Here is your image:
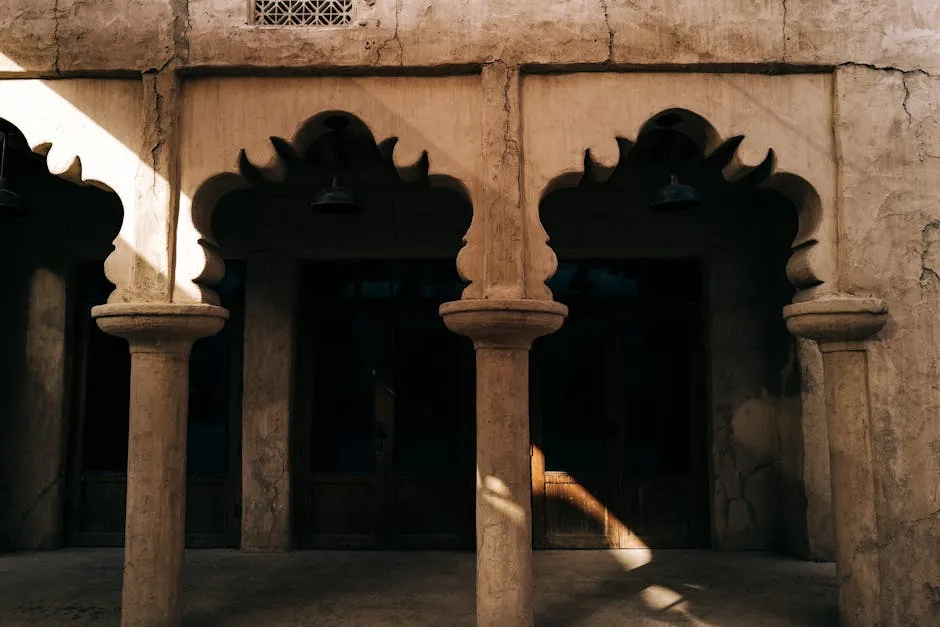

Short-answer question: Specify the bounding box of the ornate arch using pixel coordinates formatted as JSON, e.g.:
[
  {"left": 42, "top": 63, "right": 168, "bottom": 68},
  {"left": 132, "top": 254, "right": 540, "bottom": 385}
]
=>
[
  {"left": 178, "top": 110, "right": 474, "bottom": 305},
  {"left": 0, "top": 79, "right": 154, "bottom": 303},
  {"left": 532, "top": 107, "right": 827, "bottom": 303}
]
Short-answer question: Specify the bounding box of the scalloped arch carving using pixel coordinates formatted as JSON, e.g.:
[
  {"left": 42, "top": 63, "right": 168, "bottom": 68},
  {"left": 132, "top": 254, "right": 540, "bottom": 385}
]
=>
[
  {"left": 179, "top": 109, "right": 475, "bottom": 305},
  {"left": 531, "top": 107, "right": 830, "bottom": 303},
  {"left": 0, "top": 80, "right": 145, "bottom": 302}
]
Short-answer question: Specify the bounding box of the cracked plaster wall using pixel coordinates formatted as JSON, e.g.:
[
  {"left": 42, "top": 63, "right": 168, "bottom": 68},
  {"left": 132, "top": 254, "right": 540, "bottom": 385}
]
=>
[
  {"left": 0, "top": 0, "right": 937, "bottom": 616},
  {"left": 2, "top": 1, "right": 939, "bottom": 74},
  {"left": 831, "top": 65, "right": 940, "bottom": 625},
  {"left": 707, "top": 243, "right": 807, "bottom": 552}
]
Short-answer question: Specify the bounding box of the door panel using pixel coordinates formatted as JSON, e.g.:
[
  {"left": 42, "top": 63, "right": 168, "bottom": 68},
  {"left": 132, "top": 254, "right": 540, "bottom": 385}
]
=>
[
  {"left": 298, "top": 310, "right": 383, "bottom": 548},
  {"left": 389, "top": 310, "right": 474, "bottom": 548},
  {"left": 532, "top": 260, "right": 709, "bottom": 550},
  {"left": 533, "top": 309, "right": 613, "bottom": 548},
  {"left": 295, "top": 260, "right": 474, "bottom": 550}
]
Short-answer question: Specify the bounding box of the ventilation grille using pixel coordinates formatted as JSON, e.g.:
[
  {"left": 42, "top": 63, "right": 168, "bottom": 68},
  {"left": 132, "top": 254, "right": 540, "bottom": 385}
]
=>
[{"left": 253, "top": 0, "right": 354, "bottom": 26}]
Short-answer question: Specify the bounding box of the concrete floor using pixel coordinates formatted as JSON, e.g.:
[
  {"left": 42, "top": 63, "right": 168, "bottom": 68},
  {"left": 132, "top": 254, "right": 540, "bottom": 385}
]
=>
[{"left": 0, "top": 549, "right": 836, "bottom": 626}]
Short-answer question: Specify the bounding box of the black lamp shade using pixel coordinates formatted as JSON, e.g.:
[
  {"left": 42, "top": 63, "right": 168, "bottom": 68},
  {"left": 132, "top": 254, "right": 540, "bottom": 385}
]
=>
[
  {"left": 649, "top": 176, "right": 702, "bottom": 211},
  {"left": 310, "top": 185, "right": 362, "bottom": 214}
]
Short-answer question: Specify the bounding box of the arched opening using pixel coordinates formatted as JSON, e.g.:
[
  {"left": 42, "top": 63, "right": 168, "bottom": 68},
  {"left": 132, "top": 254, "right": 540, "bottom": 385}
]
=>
[
  {"left": 0, "top": 117, "right": 250, "bottom": 550},
  {"left": 206, "top": 111, "right": 476, "bottom": 549},
  {"left": 533, "top": 109, "right": 819, "bottom": 554},
  {"left": 0, "top": 118, "right": 122, "bottom": 551}
]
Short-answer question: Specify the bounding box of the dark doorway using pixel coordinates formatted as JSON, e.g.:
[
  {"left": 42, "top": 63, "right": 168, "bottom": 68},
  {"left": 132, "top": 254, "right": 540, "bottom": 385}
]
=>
[
  {"left": 293, "top": 260, "right": 475, "bottom": 549},
  {"left": 531, "top": 259, "right": 710, "bottom": 549},
  {"left": 66, "top": 261, "right": 245, "bottom": 548}
]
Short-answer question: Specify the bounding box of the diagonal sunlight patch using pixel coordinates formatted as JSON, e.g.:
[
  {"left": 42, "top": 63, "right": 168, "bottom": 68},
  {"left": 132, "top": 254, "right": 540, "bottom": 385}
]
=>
[
  {"left": 478, "top": 471, "right": 526, "bottom": 524},
  {"left": 641, "top": 585, "right": 718, "bottom": 626},
  {"left": 533, "top": 445, "right": 717, "bottom": 623},
  {"left": 0, "top": 79, "right": 162, "bottom": 300},
  {"left": 0, "top": 53, "right": 24, "bottom": 73}
]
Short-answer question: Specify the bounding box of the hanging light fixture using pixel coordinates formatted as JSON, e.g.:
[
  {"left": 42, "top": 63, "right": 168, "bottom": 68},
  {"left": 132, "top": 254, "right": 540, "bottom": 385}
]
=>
[
  {"left": 0, "top": 131, "right": 27, "bottom": 214},
  {"left": 310, "top": 175, "right": 362, "bottom": 214},
  {"left": 310, "top": 115, "right": 363, "bottom": 214},
  {"left": 648, "top": 121, "right": 702, "bottom": 211},
  {"left": 649, "top": 173, "right": 702, "bottom": 211}
]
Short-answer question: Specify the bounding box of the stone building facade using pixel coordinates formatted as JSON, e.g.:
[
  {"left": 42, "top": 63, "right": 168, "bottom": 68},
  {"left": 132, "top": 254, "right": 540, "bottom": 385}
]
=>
[{"left": 0, "top": 1, "right": 938, "bottom": 626}]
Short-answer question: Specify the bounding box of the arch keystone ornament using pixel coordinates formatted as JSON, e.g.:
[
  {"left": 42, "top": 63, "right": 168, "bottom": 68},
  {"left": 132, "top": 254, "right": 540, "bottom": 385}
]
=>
[
  {"left": 440, "top": 298, "right": 567, "bottom": 627},
  {"left": 783, "top": 294, "right": 888, "bottom": 627},
  {"left": 91, "top": 303, "right": 228, "bottom": 627}
]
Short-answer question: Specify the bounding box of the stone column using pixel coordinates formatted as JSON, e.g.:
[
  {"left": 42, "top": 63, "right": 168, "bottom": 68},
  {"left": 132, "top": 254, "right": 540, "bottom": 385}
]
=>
[
  {"left": 241, "top": 254, "right": 295, "bottom": 551},
  {"left": 440, "top": 298, "right": 567, "bottom": 627},
  {"left": 784, "top": 295, "right": 888, "bottom": 627},
  {"left": 93, "top": 303, "right": 228, "bottom": 627}
]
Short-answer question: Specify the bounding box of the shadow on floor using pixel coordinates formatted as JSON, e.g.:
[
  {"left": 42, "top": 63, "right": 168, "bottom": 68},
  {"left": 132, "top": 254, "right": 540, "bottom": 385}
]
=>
[{"left": 0, "top": 549, "right": 836, "bottom": 626}]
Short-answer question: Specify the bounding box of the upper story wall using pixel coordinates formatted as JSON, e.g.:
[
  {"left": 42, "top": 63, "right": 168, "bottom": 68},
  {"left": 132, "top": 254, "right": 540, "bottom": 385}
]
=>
[{"left": 2, "top": 0, "right": 938, "bottom": 74}]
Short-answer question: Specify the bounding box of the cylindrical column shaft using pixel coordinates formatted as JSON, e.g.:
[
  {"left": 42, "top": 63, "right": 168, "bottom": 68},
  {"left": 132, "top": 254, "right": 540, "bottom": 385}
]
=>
[
  {"left": 475, "top": 346, "right": 533, "bottom": 627},
  {"left": 122, "top": 343, "right": 192, "bottom": 627},
  {"left": 93, "top": 303, "right": 228, "bottom": 627},
  {"left": 440, "top": 298, "right": 567, "bottom": 627},
  {"left": 820, "top": 346, "right": 880, "bottom": 627}
]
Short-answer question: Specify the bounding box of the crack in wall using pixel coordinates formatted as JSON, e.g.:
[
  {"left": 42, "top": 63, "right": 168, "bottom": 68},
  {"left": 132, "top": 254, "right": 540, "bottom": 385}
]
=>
[
  {"left": 12, "top": 475, "right": 61, "bottom": 546},
  {"left": 51, "top": 0, "right": 62, "bottom": 75},
  {"left": 497, "top": 61, "right": 520, "bottom": 168},
  {"left": 245, "top": 429, "right": 290, "bottom": 548},
  {"left": 919, "top": 222, "right": 940, "bottom": 287},
  {"left": 373, "top": 0, "right": 403, "bottom": 67},
  {"left": 901, "top": 73, "right": 914, "bottom": 125},
  {"left": 781, "top": 0, "right": 788, "bottom": 62},
  {"left": 599, "top": 0, "right": 614, "bottom": 64},
  {"left": 838, "top": 61, "right": 932, "bottom": 78}
]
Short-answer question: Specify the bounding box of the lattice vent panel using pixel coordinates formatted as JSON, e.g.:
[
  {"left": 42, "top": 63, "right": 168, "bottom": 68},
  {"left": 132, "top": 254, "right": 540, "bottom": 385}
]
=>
[{"left": 253, "top": 0, "right": 354, "bottom": 26}]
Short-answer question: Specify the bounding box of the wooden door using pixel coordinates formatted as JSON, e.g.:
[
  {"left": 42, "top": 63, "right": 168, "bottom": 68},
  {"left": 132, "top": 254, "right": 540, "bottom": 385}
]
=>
[
  {"left": 531, "top": 308, "right": 617, "bottom": 548},
  {"left": 66, "top": 261, "right": 244, "bottom": 548},
  {"left": 294, "top": 261, "right": 474, "bottom": 550},
  {"left": 387, "top": 306, "right": 475, "bottom": 548},
  {"left": 531, "top": 260, "right": 709, "bottom": 549}
]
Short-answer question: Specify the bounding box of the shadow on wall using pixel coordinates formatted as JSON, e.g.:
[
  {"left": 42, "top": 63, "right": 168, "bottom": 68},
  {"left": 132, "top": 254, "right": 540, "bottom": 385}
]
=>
[
  {"left": 536, "top": 109, "right": 830, "bottom": 560},
  {"left": 0, "top": 118, "right": 124, "bottom": 551}
]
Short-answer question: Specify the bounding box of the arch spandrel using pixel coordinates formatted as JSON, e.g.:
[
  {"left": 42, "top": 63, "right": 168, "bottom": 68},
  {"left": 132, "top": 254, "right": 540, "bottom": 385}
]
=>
[
  {"left": 0, "top": 79, "right": 162, "bottom": 303},
  {"left": 521, "top": 72, "right": 838, "bottom": 302},
  {"left": 177, "top": 76, "right": 483, "bottom": 304}
]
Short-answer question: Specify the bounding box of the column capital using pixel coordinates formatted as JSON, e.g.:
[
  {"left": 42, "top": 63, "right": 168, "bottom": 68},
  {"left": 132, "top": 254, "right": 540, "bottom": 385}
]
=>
[
  {"left": 440, "top": 298, "right": 567, "bottom": 349},
  {"left": 92, "top": 303, "right": 229, "bottom": 353},
  {"left": 783, "top": 295, "right": 887, "bottom": 348}
]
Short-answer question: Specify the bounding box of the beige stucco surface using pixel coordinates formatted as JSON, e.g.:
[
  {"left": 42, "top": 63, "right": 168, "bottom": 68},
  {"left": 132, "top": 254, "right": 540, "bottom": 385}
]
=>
[
  {"left": 1, "top": 1, "right": 938, "bottom": 625},
  {"left": 833, "top": 65, "right": 940, "bottom": 626},
  {"left": 2, "top": 1, "right": 939, "bottom": 74}
]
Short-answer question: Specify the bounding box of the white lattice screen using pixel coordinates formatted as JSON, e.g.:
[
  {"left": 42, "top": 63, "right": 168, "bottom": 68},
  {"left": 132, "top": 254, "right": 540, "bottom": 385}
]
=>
[{"left": 253, "top": 0, "right": 354, "bottom": 26}]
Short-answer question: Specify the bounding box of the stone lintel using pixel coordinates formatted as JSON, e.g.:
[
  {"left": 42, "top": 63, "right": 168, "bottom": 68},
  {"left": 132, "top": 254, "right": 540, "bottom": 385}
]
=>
[
  {"left": 783, "top": 295, "right": 887, "bottom": 347},
  {"left": 439, "top": 298, "right": 568, "bottom": 349}
]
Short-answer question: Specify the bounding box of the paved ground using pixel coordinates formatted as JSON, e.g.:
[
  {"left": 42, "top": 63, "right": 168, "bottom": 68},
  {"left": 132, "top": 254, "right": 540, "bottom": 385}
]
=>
[{"left": 0, "top": 549, "right": 836, "bottom": 626}]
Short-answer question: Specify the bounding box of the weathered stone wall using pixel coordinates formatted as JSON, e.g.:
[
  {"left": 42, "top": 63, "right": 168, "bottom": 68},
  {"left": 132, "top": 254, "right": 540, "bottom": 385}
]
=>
[
  {"left": 0, "top": 0, "right": 937, "bottom": 619},
  {"left": 832, "top": 65, "right": 940, "bottom": 626},
  {"left": 3, "top": 1, "right": 938, "bottom": 73},
  {"left": 0, "top": 178, "right": 121, "bottom": 551}
]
